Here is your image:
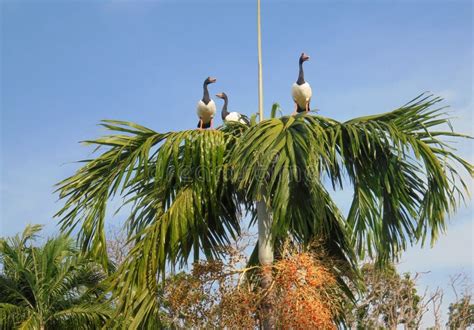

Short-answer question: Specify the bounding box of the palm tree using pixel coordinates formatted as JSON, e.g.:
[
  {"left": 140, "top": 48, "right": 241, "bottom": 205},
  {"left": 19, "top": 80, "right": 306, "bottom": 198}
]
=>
[
  {"left": 54, "top": 93, "right": 472, "bottom": 327},
  {"left": 0, "top": 224, "right": 111, "bottom": 329}
]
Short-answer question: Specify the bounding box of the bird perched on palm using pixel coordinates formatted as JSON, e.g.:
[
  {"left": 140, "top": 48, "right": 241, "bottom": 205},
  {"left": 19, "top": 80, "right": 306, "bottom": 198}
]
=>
[
  {"left": 216, "top": 92, "right": 250, "bottom": 125},
  {"left": 197, "top": 76, "right": 217, "bottom": 129},
  {"left": 291, "top": 52, "right": 312, "bottom": 114}
]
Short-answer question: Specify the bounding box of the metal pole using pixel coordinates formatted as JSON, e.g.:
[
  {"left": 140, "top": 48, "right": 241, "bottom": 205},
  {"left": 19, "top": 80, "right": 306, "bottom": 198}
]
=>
[{"left": 257, "top": 0, "right": 264, "bottom": 122}]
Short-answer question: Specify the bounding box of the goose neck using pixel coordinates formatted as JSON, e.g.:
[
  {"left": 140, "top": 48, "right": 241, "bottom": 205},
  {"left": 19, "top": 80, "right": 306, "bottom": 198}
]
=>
[
  {"left": 297, "top": 61, "right": 305, "bottom": 85},
  {"left": 221, "top": 96, "right": 229, "bottom": 119},
  {"left": 202, "top": 82, "right": 210, "bottom": 104}
]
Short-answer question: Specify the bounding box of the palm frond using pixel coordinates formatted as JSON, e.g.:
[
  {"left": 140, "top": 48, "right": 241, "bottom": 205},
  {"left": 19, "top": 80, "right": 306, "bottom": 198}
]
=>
[
  {"left": 323, "top": 93, "right": 472, "bottom": 262},
  {"left": 0, "top": 303, "right": 29, "bottom": 329},
  {"left": 231, "top": 115, "right": 355, "bottom": 267},
  {"left": 55, "top": 121, "right": 168, "bottom": 267},
  {"left": 48, "top": 304, "right": 112, "bottom": 329},
  {"left": 106, "top": 128, "right": 249, "bottom": 323}
]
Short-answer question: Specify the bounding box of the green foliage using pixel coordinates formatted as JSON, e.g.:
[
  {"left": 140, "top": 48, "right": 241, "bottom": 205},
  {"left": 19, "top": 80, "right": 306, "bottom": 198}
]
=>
[
  {"left": 342, "top": 95, "right": 472, "bottom": 262},
  {"left": 341, "top": 263, "right": 423, "bottom": 329},
  {"left": 447, "top": 296, "right": 474, "bottom": 329},
  {"left": 230, "top": 114, "right": 355, "bottom": 268},
  {"left": 270, "top": 103, "right": 282, "bottom": 118},
  {"left": 0, "top": 225, "right": 111, "bottom": 329},
  {"left": 54, "top": 94, "right": 472, "bottom": 327}
]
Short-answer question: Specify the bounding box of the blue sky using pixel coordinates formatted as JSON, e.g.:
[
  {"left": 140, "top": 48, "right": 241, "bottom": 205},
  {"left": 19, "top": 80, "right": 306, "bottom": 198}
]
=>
[{"left": 1, "top": 0, "right": 472, "bottom": 325}]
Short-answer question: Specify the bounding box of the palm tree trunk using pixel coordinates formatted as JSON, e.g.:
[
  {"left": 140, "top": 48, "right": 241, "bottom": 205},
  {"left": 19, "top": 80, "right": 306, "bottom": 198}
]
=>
[
  {"left": 257, "top": 199, "right": 275, "bottom": 329},
  {"left": 257, "top": 201, "right": 273, "bottom": 265}
]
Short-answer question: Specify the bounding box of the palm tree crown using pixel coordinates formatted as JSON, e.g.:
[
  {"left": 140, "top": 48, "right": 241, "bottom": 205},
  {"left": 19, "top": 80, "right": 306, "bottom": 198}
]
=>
[
  {"left": 0, "top": 225, "right": 111, "bottom": 329},
  {"left": 55, "top": 94, "right": 472, "bottom": 326}
]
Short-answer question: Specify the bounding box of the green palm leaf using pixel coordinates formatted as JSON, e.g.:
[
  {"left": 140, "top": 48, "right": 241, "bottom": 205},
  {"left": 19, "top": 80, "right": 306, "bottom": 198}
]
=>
[{"left": 332, "top": 94, "right": 472, "bottom": 262}]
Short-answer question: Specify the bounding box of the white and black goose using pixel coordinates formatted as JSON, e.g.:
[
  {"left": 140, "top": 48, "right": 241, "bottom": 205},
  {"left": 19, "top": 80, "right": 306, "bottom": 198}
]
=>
[
  {"left": 196, "top": 77, "right": 217, "bottom": 129},
  {"left": 291, "top": 52, "right": 312, "bottom": 114},
  {"left": 216, "top": 92, "right": 250, "bottom": 125}
]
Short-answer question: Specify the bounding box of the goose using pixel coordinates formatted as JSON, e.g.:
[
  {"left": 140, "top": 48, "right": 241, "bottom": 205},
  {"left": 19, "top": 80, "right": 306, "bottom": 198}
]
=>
[
  {"left": 196, "top": 77, "right": 217, "bottom": 129},
  {"left": 216, "top": 92, "right": 250, "bottom": 125},
  {"left": 291, "top": 52, "right": 312, "bottom": 114}
]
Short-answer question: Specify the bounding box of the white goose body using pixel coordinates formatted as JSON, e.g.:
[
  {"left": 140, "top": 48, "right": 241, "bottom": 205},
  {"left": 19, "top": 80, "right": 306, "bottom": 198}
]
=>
[
  {"left": 291, "top": 82, "right": 312, "bottom": 110},
  {"left": 224, "top": 111, "right": 248, "bottom": 124},
  {"left": 196, "top": 99, "right": 216, "bottom": 124}
]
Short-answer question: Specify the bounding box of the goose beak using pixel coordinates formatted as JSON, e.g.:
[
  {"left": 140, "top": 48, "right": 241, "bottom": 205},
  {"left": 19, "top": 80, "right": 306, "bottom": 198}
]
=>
[
  {"left": 303, "top": 54, "right": 310, "bottom": 61},
  {"left": 209, "top": 77, "right": 217, "bottom": 83},
  {"left": 216, "top": 93, "right": 224, "bottom": 98}
]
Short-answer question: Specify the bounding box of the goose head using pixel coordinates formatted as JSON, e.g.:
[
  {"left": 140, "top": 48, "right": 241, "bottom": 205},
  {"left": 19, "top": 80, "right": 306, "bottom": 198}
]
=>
[
  {"left": 299, "top": 53, "right": 310, "bottom": 64},
  {"left": 204, "top": 77, "right": 217, "bottom": 85},
  {"left": 215, "top": 92, "right": 228, "bottom": 100}
]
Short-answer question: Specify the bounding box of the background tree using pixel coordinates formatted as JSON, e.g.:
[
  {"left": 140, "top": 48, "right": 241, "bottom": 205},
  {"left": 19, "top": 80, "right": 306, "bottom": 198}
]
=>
[
  {"left": 340, "top": 263, "right": 474, "bottom": 330},
  {"left": 152, "top": 239, "right": 342, "bottom": 329},
  {"left": 55, "top": 94, "right": 472, "bottom": 327},
  {"left": 106, "top": 225, "right": 132, "bottom": 266},
  {"left": 0, "top": 225, "right": 111, "bottom": 329},
  {"left": 342, "top": 263, "right": 430, "bottom": 329},
  {"left": 446, "top": 274, "right": 473, "bottom": 329},
  {"left": 447, "top": 297, "right": 474, "bottom": 329}
]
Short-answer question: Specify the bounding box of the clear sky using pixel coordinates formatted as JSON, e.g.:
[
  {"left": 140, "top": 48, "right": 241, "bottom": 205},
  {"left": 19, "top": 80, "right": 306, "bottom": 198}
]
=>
[{"left": 1, "top": 0, "right": 472, "bottom": 325}]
